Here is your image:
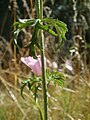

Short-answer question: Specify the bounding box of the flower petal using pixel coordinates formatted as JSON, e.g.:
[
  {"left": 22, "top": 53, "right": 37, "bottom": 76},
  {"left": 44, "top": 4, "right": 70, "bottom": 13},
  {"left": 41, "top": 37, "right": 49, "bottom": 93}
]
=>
[{"left": 21, "top": 55, "right": 42, "bottom": 77}]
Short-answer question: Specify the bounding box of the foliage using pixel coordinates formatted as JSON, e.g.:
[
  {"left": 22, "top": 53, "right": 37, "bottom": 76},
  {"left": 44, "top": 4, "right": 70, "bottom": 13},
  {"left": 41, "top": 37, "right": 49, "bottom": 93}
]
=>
[
  {"left": 21, "top": 76, "right": 41, "bottom": 99},
  {"left": 13, "top": 18, "right": 67, "bottom": 58},
  {"left": 46, "top": 70, "right": 64, "bottom": 86},
  {"left": 20, "top": 70, "right": 64, "bottom": 99}
]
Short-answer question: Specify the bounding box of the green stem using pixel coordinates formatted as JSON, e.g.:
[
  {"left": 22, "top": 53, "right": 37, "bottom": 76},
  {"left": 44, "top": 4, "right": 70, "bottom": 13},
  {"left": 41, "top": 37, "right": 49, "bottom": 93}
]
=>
[
  {"left": 36, "top": 0, "right": 48, "bottom": 120},
  {"left": 40, "top": 31, "right": 48, "bottom": 120}
]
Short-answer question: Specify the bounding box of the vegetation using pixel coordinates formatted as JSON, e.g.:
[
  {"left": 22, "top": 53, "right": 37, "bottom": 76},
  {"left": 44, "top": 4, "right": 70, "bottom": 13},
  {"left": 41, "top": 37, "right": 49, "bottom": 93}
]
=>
[{"left": 0, "top": 0, "right": 90, "bottom": 120}]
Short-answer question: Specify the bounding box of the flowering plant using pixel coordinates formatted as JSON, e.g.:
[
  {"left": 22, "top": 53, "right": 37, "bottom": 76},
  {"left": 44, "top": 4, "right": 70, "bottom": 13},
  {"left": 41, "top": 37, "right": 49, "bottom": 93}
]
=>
[
  {"left": 13, "top": 0, "right": 67, "bottom": 119},
  {"left": 21, "top": 55, "right": 44, "bottom": 77}
]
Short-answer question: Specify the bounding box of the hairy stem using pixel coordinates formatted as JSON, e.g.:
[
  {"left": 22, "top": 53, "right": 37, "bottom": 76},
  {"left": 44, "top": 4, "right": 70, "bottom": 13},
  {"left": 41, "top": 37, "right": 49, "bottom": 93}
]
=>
[{"left": 36, "top": 0, "right": 48, "bottom": 120}]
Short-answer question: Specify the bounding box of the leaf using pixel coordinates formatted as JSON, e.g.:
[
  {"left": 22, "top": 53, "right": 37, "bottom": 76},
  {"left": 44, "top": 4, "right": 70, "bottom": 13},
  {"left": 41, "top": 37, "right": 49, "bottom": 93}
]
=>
[
  {"left": 13, "top": 18, "right": 68, "bottom": 56},
  {"left": 27, "top": 81, "right": 31, "bottom": 90},
  {"left": 47, "top": 70, "right": 64, "bottom": 87},
  {"left": 42, "top": 18, "right": 67, "bottom": 29},
  {"left": 21, "top": 83, "right": 27, "bottom": 99},
  {"left": 42, "top": 18, "right": 67, "bottom": 31},
  {"left": 18, "top": 21, "right": 34, "bottom": 29},
  {"left": 55, "top": 19, "right": 67, "bottom": 30},
  {"left": 19, "top": 19, "right": 34, "bottom": 23},
  {"left": 13, "top": 22, "right": 19, "bottom": 26},
  {"left": 13, "top": 29, "right": 21, "bottom": 47},
  {"left": 54, "top": 24, "right": 62, "bottom": 42},
  {"left": 42, "top": 18, "right": 67, "bottom": 41},
  {"left": 42, "top": 18, "right": 55, "bottom": 23},
  {"left": 30, "top": 45, "right": 37, "bottom": 58},
  {"left": 60, "top": 27, "right": 67, "bottom": 40},
  {"left": 13, "top": 19, "right": 38, "bottom": 31},
  {"left": 33, "top": 85, "right": 39, "bottom": 101},
  {"left": 35, "top": 41, "right": 42, "bottom": 51},
  {"left": 21, "top": 79, "right": 31, "bottom": 98},
  {"left": 18, "top": 19, "right": 36, "bottom": 29},
  {"left": 37, "top": 22, "right": 58, "bottom": 37}
]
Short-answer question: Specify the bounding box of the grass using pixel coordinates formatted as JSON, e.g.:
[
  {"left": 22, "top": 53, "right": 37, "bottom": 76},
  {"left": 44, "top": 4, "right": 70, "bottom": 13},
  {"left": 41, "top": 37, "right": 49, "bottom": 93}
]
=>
[{"left": 0, "top": 68, "right": 90, "bottom": 120}]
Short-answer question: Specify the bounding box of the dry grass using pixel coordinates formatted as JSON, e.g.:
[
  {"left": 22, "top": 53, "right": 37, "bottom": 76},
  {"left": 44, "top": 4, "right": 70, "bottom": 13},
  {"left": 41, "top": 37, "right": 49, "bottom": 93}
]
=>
[{"left": 0, "top": 62, "right": 90, "bottom": 120}]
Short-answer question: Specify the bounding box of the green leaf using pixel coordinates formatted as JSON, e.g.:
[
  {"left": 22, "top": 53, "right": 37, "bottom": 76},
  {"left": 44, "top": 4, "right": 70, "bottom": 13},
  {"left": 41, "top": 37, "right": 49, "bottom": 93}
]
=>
[
  {"left": 55, "top": 19, "right": 67, "bottom": 30},
  {"left": 13, "top": 29, "right": 21, "bottom": 46},
  {"left": 47, "top": 70, "right": 64, "bottom": 86},
  {"left": 19, "top": 19, "right": 35, "bottom": 23},
  {"left": 21, "top": 83, "right": 27, "bottom": 99},
  {"left": 35, "top": 41, "right": 42, "bottom": 51},
  {"left": 13, "top": 18, "right": 68, "bottom": 56},
  {"left": 42, "top": 18, "right": 55, "bottom": 23},
  {"left": 13, "top": 19, "right": 38, "bottom": 30},
  {"left": 55, "top": 24, "right": 62, "bottom": 43},
  {"left": 18, "top": 19, "right": 36, "bottom": 29},
  {"left": 27, "top": 81, "right": 31, "bottom": 90},
  {"left": 37, "top": 22, "right": 58, "bottom": 37},
  {"left": 59, "top": 27, "right": 66, "bottom": 40},
  {"left": 13, "top": 22, "right": 19, "bottom": 26},
  {"left": 42, "top": 18, "right": 67, "bottom": 31},
  {"left": 18, "top": 21, "right": 34, "bottom": 29},
  {"left": 42, "top": 18, "right": 67, "bottom": 41},
  {"left": 21, "top": 79, "right": 31, "bottom": 98}
]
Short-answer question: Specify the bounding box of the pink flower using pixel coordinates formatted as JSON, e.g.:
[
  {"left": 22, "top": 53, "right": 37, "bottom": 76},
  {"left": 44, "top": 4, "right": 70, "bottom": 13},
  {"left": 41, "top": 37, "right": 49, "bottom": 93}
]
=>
[{"left": 21, "top": 55, "right": 43, "bottom": 77}]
